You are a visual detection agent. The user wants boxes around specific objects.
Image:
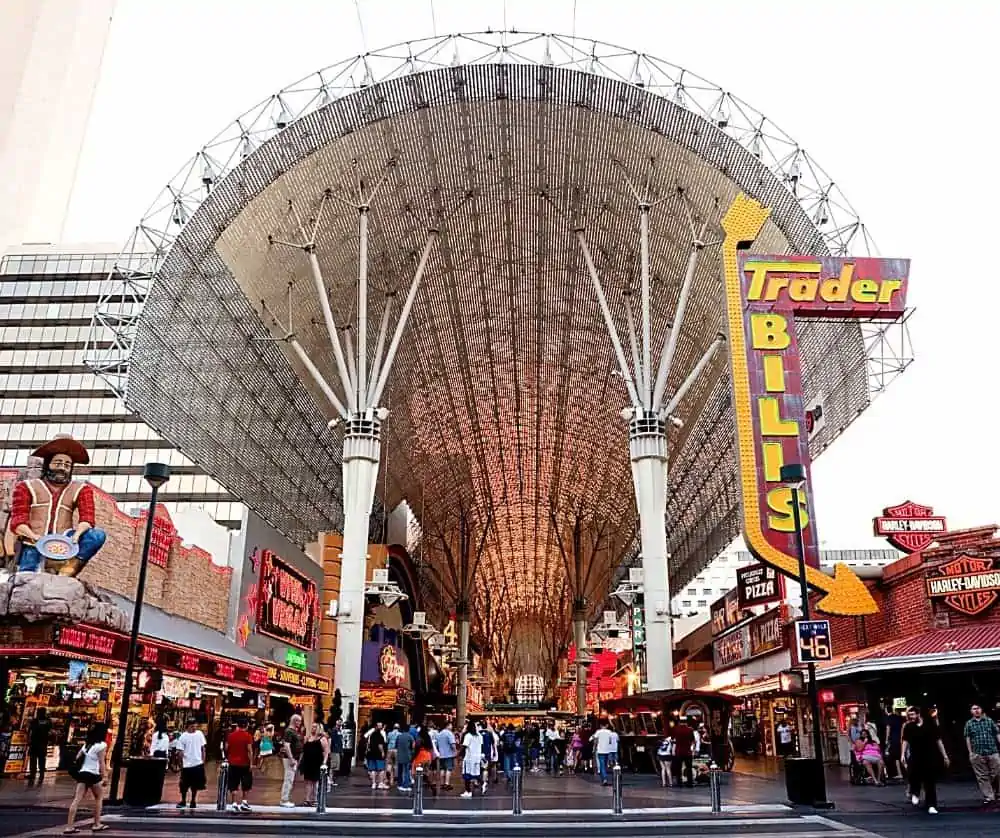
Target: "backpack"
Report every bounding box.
[502,731,517,754]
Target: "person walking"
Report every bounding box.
[279,714,304,808]
[591,719,617,786]
[459,720,483,798]
[326,721,342,788]
[174,718,207,810]
[27,707,53,786]
[150,717,171,759]
[500,724,520,785]
[672,717,696,788]
[884,707,905,781]
[413,724,439,796]
[365,721,389,790]
[657,728,676,787]
[300,723,328,806]
[225,717,254,812]
[395,723,414,791]
[385,723,400,788]
[64,723,108,834]
[257,723,275,770]
[902,706,950,814]
[964,702,1000,806]
[437,721,457,790]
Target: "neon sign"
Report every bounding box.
[255,548,319,651]
[379,645,406,685]
[721,195,909,616]
[875,501,947,554]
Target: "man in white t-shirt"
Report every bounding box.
[460,724,483,798]
[591,719,618,786]
[173,719,207,809]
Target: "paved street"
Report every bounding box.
[1,761,996,837]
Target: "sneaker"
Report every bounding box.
[228,803,240,813]
[188,803,196,810]
[279,801,295,809]
[371,782,377,790]
[176,803,186,810]
[239,802,252,812]
[928,807,938,815]
[377,783,389,790]
[482,780,488,795]
[460,791,473,798]
[911,795,920,806]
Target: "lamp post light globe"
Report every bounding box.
[143,462,171,489]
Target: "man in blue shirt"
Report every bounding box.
[437,721,457,790]
[386,724,400,788]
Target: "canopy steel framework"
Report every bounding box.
[85,31,912,704]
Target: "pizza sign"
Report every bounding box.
[926,554,1000,617]
[874,501,947,554]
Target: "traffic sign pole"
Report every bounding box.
[790,483,830,808]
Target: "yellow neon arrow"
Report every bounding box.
[721,194,878,617]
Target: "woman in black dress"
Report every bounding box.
[299,723,328,806]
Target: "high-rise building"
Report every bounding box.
[0,243,242,529]
[0,0,116,249]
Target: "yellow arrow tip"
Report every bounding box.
[815,563,879,617]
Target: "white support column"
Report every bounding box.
[573,611,588,716]
[639,204,652,410]
[456,613,471,729]
[356,207,370,413]
[629,411,673,690]
[333,415,382,714]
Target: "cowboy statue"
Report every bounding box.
[8,434,107,576]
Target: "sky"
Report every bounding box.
[62,0,1000,551]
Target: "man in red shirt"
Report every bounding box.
[225,718,255,812]
[8,435,106,576]
[672,718,696,788]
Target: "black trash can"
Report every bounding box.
[123,757,168,808]
[784,756,825,806]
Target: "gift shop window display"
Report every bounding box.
[3,667,112,777]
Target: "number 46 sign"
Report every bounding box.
[796,619,833,663]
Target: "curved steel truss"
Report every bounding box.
[85,31,912,662]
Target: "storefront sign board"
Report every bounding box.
[712,606,787,672]
[710,589,752,637]
[874,501,947,554]
[737,564,782,609]
[925,554,1000,616]
[721,196,908,616]
[266,663,331,695]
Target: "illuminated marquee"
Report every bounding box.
[722,195,910,616]
[379,645,406,685]
[256,548,320,651]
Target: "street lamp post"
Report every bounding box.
[779,462,830,809]
[108,462,171,804]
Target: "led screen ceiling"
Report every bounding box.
[89,33,908,661]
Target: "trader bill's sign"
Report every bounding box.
[926,555,1000,617]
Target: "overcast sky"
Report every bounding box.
[63,0,1000,550]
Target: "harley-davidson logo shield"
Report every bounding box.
[874,500,947,554]
[925,555,1000,617]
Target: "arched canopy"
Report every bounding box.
[87,32,905,668]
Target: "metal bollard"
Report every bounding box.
[412,766,424,816]
[709,763,722,813]
[216,761,229,811]
[317,764,328,814]
[611,763,623,815]
[511,764,523,815]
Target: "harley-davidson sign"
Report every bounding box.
[926,555,1000,617]
[875,501,947,554]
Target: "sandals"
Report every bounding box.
[63,829,79,835]
[91,825,109,832]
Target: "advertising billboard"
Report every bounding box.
[736,563,782,609]
[721,195,909,616]
[234,511,324,674]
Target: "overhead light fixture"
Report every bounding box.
[365,568,408,606]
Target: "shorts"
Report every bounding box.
[180,764,207,792]
[227,765,253,792]
[861,755,882,765]
[366,759,386,771]
[76,771,102,788]
[462,758,481,779]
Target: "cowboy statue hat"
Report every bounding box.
[31,434,90,465]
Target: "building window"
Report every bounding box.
[697,600,708,607]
